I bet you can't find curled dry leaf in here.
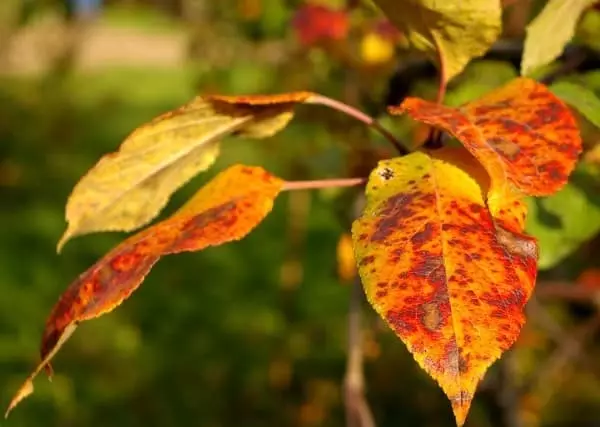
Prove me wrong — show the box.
[393,78,582,198]
[372,0,501,84]
[6,165,284,418]
[352,150,537,426]
[58,92,314,251]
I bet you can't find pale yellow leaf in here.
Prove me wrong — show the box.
[58,93,314,251]
[521,0,596,76]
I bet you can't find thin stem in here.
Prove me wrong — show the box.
[309,94,408,155]
[282,177,366,192]
[434,40,447,105]
[344,275,376,427]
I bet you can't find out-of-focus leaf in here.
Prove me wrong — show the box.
[6,165,284,417]
[393,78,582,197]
[550,81,600,129]
[292,4,349,46]
[372,0,502,84]
[521,0,596,76]
[526,166,600,269]
[336,232,356,282]
[58,92,313,251]
[352,149,537,426]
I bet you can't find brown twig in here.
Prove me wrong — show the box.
[283,177,366,192]
[309,94,408,155]
[526,311,600,407]
[344,275,376,427]
[535,281,600,304]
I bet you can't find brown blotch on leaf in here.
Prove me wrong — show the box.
[421,301,442,332]
[411,223,435,247]
[371,193,416,242]
[495,225,537,259]
[359,255,376,266]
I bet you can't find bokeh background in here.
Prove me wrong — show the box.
[1,1,600,426]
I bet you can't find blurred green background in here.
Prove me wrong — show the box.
[1,1,600,427]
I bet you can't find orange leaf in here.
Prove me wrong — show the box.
[352,150,537,426]
[391,77,582,197]
[6,165,284,418]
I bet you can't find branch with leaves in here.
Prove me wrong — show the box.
[7,0,600,426]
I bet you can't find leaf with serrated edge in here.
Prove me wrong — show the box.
[372,0,501,84]
[58,92,313,251]
[521,0,596,76]
[7,165,284,418]
[352,150,537,426]
[393,78,582,198]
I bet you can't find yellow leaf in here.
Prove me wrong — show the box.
[58,93,314,251]
[521,0,596,76]
[372,0,501,83]
[352,149,537,426]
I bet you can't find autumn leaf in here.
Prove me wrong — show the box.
[58,92,315,251]
[521,0,596,76]
[6,165,284,418]
[393,78,582,198]
[352,150,537,426]
[372,0,501,84]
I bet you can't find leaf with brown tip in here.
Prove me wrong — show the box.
[392,78,582,197]
[58,92,314,251]
[7,165,284,417]
[352,150,537,426]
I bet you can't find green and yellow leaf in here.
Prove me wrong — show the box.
[372,0,502,84]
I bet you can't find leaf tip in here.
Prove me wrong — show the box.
[56,227,73,253]
[5,379,34,419]
[451,397,472,427]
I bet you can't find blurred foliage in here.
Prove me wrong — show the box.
[1,1,600,427]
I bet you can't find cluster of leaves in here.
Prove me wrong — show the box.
[6,0,600,426]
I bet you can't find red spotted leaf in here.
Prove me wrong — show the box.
[391,77,582,197]
[352,149,538,426]
[6,165,284,418]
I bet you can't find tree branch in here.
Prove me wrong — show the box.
[309,94,409,155]
[344,276,376,427]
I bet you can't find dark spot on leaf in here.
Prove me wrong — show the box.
[378,167,394,180]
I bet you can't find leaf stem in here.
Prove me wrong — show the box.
[309,94,408,155]
[283,177,365,192]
